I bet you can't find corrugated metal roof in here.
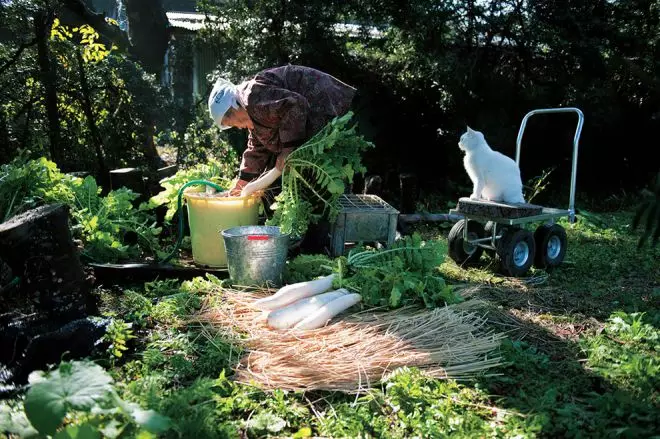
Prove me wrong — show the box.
[167,12,220,31]
[166,12,382,37]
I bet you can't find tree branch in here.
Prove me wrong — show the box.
[0,38,37,76]
[59,0,131,52]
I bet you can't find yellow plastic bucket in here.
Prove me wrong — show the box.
[184,190,261,267]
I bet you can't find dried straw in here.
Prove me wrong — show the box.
[196,288,505,392]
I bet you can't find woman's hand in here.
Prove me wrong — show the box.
[229,179,249,196]
[241,168,282,197]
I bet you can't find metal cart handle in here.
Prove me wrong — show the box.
[515,107,584,223]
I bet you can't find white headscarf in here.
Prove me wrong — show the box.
[208,77,239,130]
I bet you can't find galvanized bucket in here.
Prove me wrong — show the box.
[221,225,290,287]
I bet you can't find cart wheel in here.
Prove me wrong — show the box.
[484,222,515,257]
[534,223,567,269]
[496,228,536,277]
[448,220,485,265]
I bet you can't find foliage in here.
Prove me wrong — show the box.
[283,253,335,284]
[479,337,659,438]
[582,311,659,399]
[266,111,373,237]
[197,0,351,80]
[524,167,556,204]
[317,367,536,438]
[0,360,170,437]
[283,233,458,309]
[157,101,240,169]
[430,211,659,437]
[69,176,164,263]
[339,233,458,308]
[0,156,78,222]
[50,19,112,64]
[103,319,136,360]
[0,2,172,172]
[0,157,164,263]
[144,158,236,222]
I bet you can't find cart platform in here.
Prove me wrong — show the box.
[456,197,542,217]
[451,197,570,226]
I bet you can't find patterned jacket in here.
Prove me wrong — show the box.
[235,65,356,180]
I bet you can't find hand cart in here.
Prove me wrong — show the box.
[447,107,585,276]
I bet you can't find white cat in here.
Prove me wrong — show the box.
[458,127,526,204]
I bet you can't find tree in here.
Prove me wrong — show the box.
[59,0,170,75]
[0,0,172,174]
[58,0,170,168]
[34,4,61,163]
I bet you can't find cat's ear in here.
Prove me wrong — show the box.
[466,126,474,134]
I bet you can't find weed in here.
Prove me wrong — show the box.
[103,319,136,360]
[3,211,657,438]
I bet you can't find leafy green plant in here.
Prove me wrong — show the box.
[524,167,555,203]
[1,1,173,173]
[143,279,183,298]
[337,233,458,308]
[283,253,335,284]
[144,158,235,223]
[103,319,136,359]
[245,411,286,436]
[159,100,240,170]
[0,157,77,222]
[283,233,457,309]
[3,360,170,437]
[0,158,165,263]
[266,111,374,237]
[104,289,153,328]
[69,176,164,263]
[582,311,659,399]
[605,311,658,343]
[318,367,533,438]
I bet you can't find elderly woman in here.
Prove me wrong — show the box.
[208,65,357,195]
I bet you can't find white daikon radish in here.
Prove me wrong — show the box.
[241,168,283,197]
[267,289,350,329]
[253,274,336,311]
[293,293,362,330]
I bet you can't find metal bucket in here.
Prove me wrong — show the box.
[221,225,290,287]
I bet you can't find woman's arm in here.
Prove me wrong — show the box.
[227,132,270,195]
[239,131,272,182]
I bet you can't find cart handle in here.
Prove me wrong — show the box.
[515,107,584,224]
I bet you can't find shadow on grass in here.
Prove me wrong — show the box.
[466,302,659,438]
[59,210,658,439]
[415,211,660,322]
[412,210,660,438]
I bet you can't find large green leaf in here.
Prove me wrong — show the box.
[389,283,403,308]
[54,423,101,439]
[24,361,114,435]
[0,405,39,438]
[246,411,286,434]
[122,402,171,434]
[327,179,345,194]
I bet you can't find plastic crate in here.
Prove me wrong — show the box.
[329,194,399,256]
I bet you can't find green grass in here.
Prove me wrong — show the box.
[430,211,660,437]
[2,211,658,438]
